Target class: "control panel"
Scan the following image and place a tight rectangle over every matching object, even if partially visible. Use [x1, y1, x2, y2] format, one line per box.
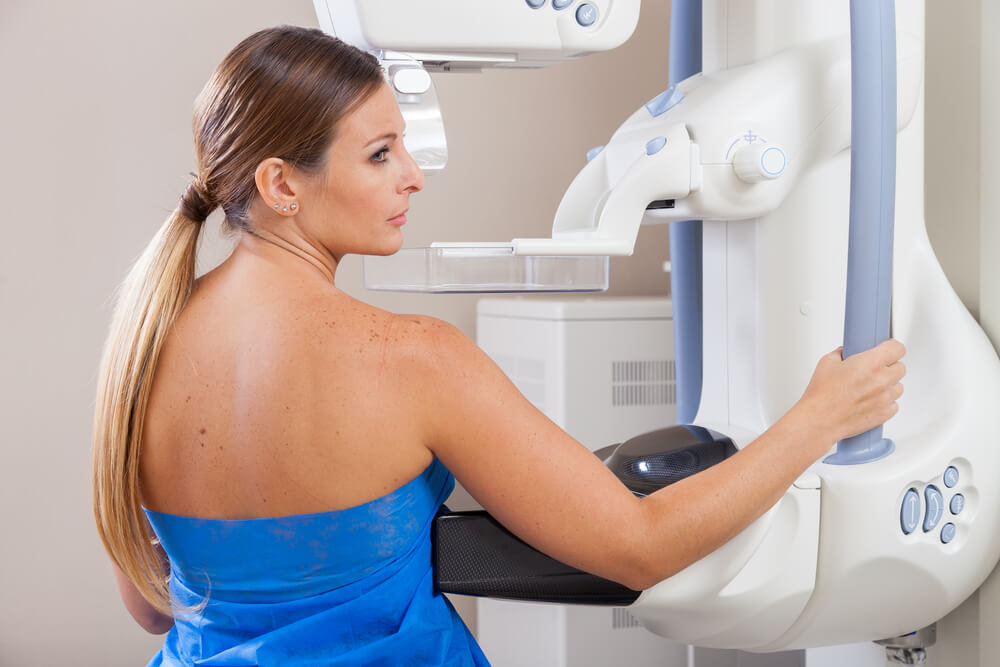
[899, 464, 969, 546]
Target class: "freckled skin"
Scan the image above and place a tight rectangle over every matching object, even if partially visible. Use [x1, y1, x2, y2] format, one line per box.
[141, 84, 427, 519]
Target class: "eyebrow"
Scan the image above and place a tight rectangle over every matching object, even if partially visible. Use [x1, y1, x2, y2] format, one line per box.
[364, 132, 398, 147]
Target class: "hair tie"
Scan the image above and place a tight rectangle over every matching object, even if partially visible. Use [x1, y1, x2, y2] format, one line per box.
[179, 180, 216, 223]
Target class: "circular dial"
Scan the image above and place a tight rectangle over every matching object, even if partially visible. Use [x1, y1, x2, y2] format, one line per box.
[733, 143, 787, 183]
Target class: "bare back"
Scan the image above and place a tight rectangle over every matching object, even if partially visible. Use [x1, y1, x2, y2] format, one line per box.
[140, 249, 433, 519]
[137, 236, 907, 595]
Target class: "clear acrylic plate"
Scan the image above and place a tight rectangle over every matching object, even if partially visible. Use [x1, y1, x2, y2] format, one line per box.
[362, 244, 609, 293]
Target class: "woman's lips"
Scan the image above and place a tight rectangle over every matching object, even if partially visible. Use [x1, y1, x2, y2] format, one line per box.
[387, 210, 407, 226]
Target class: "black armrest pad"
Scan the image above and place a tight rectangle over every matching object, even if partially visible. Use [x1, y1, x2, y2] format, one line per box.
[433, 510, 640, 606]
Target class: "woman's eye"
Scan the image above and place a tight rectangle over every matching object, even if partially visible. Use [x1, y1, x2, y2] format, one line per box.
[371, 147, 389, 163]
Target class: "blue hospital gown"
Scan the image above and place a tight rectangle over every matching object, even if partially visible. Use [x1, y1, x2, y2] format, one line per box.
[143, 458, 489, 666]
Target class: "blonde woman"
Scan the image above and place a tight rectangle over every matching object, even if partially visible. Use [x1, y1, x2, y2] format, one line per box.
[93, 25, 905, 666]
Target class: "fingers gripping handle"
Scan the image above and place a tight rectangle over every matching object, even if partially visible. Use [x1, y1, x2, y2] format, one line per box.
[824, 0, 897, 465]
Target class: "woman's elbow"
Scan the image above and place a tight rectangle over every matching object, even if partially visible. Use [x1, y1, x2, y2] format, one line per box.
[608, 519, 685, 591]
[605, 543, 667, 592]
[613, 560, 665, 593]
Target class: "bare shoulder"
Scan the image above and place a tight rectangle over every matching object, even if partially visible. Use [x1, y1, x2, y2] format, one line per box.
[385, 313, 472, 358]
[378, 313, 496, 391]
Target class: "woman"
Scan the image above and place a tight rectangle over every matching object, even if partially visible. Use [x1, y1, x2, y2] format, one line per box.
[93, 25, 905, 666]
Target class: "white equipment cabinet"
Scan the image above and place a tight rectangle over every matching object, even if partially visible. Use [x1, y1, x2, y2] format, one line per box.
[474, 296, 886, 667]
[476, 296, 677, 450]
[476, 296, 687, 667]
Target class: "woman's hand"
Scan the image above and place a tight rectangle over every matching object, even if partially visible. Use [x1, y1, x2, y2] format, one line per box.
[796, 339, 907, 447]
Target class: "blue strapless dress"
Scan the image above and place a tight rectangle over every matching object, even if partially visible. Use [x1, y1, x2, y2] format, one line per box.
[143, 458, 489, 666]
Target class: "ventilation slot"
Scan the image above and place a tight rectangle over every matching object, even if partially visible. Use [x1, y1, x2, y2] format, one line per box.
[612, 359, 676, 407]
[611, 608, 643, 630]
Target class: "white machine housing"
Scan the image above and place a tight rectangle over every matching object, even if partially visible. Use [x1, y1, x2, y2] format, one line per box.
[319, 0, 1000, 653]
[314, 0, 641, 68]
[620, 1, 1000, 651]
[475, 298, 887, 666]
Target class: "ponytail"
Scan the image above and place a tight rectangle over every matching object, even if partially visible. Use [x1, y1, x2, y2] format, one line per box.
[92, 24, 385, 615]
[92, 189, 209, 614]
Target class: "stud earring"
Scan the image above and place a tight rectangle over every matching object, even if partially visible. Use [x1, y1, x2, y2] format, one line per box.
[273, 203, 279, 210]
[290, 203, 298, 211]
[282, 206, 288, 212]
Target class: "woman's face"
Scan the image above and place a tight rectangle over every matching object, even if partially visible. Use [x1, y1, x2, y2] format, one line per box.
[298, 82, 424, 258]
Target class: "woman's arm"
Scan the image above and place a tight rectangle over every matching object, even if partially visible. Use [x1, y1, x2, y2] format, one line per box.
[110, 546, 174, 635]
[394, 316, 904, 591]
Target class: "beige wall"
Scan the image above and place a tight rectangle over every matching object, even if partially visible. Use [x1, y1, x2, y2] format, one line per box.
[978, 0, 1000, 351]
[920, 0, 997, 327]
[0, 1, 669, 664]
[0, 0, 993, 664]
[925, 0, 982, 319]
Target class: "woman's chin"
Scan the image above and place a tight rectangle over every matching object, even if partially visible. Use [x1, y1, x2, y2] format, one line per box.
[367, 235, 405, 256]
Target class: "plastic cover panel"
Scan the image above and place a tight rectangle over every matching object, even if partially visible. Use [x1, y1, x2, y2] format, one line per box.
[363, 247, 609, 293]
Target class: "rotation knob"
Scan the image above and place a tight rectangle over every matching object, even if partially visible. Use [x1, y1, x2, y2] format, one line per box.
[733, 143, 786, 183]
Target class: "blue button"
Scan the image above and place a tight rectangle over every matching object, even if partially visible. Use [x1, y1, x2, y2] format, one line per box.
[645, 85, 685, 117]
[576, 3, 598, 26]
[944, 466, 959, 488]
[900, 488, 920, 535]
[941, 522, 956, 544]
[526, 0, 545, 8]
[646, 136, 667, 156]
[553, 0, 574, 9]
[950, 493, 965, 515]
[923, 485, 944, 532]
[586, 145, 604, 162]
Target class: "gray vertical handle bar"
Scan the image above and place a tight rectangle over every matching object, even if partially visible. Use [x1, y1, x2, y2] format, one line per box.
[824, 0, 897, 465]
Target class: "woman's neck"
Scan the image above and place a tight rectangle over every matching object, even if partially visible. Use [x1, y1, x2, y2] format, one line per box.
[235, 228, 339, 286]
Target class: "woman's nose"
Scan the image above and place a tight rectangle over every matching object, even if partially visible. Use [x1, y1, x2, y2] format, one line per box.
[399, 148, 425, 193]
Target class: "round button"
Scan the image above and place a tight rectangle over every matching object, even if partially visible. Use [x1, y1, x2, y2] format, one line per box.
[733, 143, 786, 183]
[944, 466, 959, 488]
[941, 522, 957, 544]
[526, 0, 545, 8]
[761, 147, 786, 175]
[950, 493, 965, 515]
[576, 3, 598, 26]
[553, 0, 574, 9]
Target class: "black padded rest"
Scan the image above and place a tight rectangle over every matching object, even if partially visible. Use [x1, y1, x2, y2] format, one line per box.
[432, 425, 737, 606]
[433, 510, 640, 606]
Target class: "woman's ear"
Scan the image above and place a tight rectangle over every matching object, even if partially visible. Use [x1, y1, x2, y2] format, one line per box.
[254, 158, 300, 214]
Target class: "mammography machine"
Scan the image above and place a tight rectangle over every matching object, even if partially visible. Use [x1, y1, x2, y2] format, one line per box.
[313, 0, 1000, 661]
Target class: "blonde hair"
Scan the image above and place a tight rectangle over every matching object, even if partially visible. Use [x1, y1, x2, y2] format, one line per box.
[93, 208, 203, 612]
[92, 26, 384, 614]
